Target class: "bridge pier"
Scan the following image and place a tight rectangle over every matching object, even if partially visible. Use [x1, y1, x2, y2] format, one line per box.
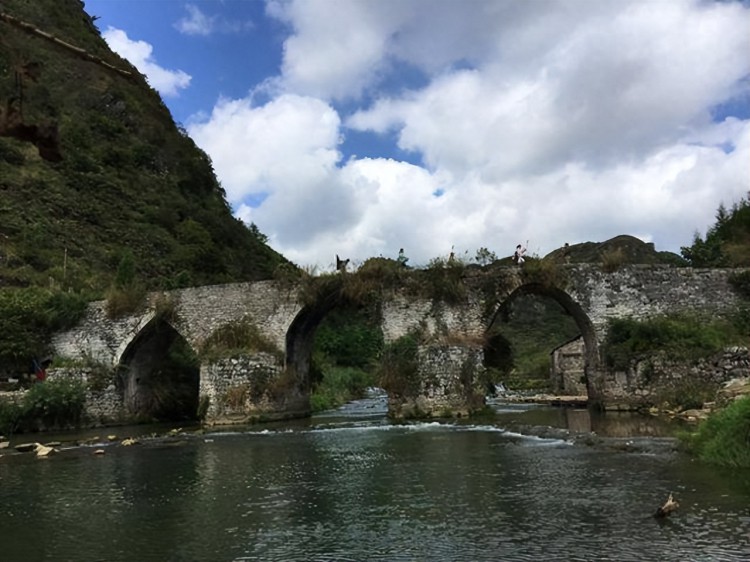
[387, 344, 487, 419]
[199, 352, 310, 424]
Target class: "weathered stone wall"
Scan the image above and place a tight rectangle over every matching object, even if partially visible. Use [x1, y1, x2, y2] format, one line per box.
[598, 346, 750, 410]
[51, 281, 302, 367]
[49, 264, 747, 419]
[565, 265, 742, 343]
[389, 345, 486, 419]
[199, 352, 308, 424]
[381, 292, 486, 344]
[47, 368, 125, 425]
[550, 337, 587, 396]
[170, 281, 301, 353]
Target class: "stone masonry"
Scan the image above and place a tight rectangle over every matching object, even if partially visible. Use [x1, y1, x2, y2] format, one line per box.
[49, 264, 747, 423]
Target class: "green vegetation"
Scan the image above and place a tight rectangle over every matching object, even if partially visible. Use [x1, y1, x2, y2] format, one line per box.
[309, 304, 383, 412]
[680, 396, 750, 468]
[681, 193, 750, 267]
[487, 294, 579, 391]
[543, 234, 687, 265]
[0, 378, 87, 434]
[309, 367, 376, 412]
[519, 257, 569, 289]
[0, 0, 287, 295]
[138, 336, 199, 421]
[199, 318, 280, 361]
[603, 315, 747, 371]
[377, 333, 421, 399]
[0, 287, 88, 376]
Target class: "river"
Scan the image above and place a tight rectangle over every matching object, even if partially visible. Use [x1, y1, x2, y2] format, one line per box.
[1, 394, 748, 562]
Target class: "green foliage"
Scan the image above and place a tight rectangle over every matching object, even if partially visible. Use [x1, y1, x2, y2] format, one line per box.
[0, 399, 24, 435]
[104, 284, 146, 319]
[680, 396, 750, 468]
[0, 287, 88, 373]
[601, 248, 626, 273]
[310, 367, 376, 412]
[0, 0, 288, 293]
[420, 258, 467, 304]
[520, 257, 569, 289]
[681, 194, 750, 267]
[603, 315, 743, 371]
[200, 318, 280, 360]
[142, 337, 200, 421]
[378, 333, 420, 398]
[474, 247, 498, 266]
[313, 305, 383, 370]
[489, 294, 578, 390]
[656, 379, 719, 411]
[729, 270, 750, 299]
[21, 378, 86, 429]
[0, 378, 87, 434]
[114, 251, 136, 289]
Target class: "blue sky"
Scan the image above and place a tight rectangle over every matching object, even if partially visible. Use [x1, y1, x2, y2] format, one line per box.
[83, 0, 750, 269]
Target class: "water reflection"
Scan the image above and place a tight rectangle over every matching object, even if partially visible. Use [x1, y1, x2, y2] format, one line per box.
[487, 399, 684, 438]
[1, 399, 749, 561]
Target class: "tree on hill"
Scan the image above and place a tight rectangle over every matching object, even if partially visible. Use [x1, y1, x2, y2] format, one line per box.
[681, 193, 750, 267]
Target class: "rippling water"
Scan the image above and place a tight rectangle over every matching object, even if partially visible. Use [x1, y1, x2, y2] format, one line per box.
[1, 398, 749, 562]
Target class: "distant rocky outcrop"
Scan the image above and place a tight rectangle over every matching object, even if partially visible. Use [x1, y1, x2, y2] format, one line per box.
[544, 235, 686, 266]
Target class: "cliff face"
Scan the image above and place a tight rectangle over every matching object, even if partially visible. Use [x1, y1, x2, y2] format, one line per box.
[0, 0, 288, 292]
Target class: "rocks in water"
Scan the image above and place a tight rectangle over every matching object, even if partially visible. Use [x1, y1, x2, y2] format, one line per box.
[35, 444, 54, 457]
[14, 442, 37, 453]
[120, 437, 138, 446]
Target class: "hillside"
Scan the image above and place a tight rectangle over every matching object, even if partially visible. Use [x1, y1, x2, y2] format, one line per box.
[0, 0, 288, 293]
[543, 235, 686, 266]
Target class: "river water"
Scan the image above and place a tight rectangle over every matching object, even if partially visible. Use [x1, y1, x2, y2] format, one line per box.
[1, 394, 749, 562]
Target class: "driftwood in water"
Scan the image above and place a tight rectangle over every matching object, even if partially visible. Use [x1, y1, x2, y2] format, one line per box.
[654, 493, 679, 518]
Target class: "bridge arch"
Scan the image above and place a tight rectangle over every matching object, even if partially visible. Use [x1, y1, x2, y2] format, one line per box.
[116, 314, 200, 421]
[486, 282, 599, 395]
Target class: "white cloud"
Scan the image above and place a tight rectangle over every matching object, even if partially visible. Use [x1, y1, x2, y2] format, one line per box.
[175, 4, 216, 36]
[175, 4, 254, 36]
[189, 0, 749, 268]
[102, 27, 191, 97]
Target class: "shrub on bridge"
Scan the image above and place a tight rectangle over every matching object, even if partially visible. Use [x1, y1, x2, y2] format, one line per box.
[200, 318, 280, 361]
[519, 257, 569, 289]
[417, 257, 467, 304]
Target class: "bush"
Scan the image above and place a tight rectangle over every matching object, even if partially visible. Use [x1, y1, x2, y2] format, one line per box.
[22, 378, 87, 430]
[310, 366, 375, 412]
[200, 318, 280, 360]
[603, 315, 742, 371]
[520, 257, 569, 289]
[0, 379, 87, 434]
[0, 287, 88, 373]
[680, 396, 750, 468]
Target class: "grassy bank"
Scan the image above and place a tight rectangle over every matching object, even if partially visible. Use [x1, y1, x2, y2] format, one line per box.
[679, 396, 750, 468]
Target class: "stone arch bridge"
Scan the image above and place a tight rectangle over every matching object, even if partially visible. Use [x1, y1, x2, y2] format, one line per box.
[51, 264, 743, 424]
